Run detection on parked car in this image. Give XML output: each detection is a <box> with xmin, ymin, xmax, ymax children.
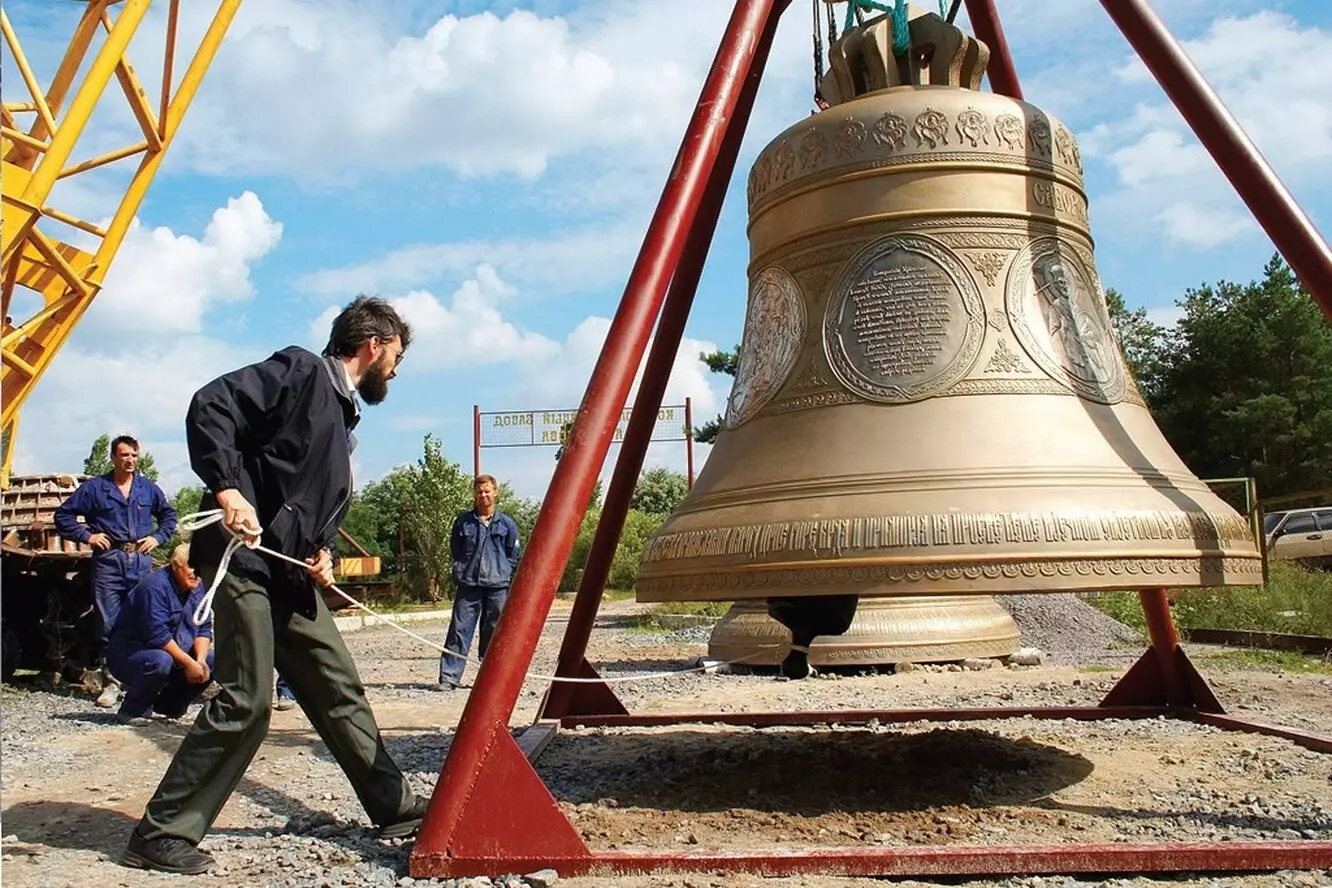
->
<box><xmin>1263</xmin><ymin>507</ymin><xmax>1332</xmax><ymax>570</ymax></box>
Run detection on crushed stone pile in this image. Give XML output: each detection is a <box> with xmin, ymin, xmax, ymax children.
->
<box><xmin>1000</xmin><ymin>593</ymin><xmax>1143</xmax><ymax>664</ymax></box>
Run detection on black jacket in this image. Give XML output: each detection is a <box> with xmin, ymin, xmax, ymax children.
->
<box><xmin>186</xmin><ymin>346</ymin><xmax>359</xmax><ymax>617</ymax></box>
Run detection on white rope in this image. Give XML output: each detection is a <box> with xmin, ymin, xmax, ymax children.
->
<box><xmin>179</xmin><ymin>510</ymin><xmax>790</xmax><ymax>685</ymax></box>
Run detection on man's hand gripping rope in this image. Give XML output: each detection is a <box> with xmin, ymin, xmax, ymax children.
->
<box><xmin>178</xmin><ymin>509</ymin><xmax>788</xmax><ymax>685</ymax></box>
<box><xmin>179</xmin><ymin>506</ymin><xmax>447</xmax><ymax>654</ymax></box>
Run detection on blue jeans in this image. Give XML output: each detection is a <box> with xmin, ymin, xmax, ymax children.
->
<box><xmin>108</xmin><ymin>646</ymin><xmax>216</xmax><ymax>718</ymax></box>
<box><xmin>438</xmin><ymin>584</ymin><xmax>508</xmax><ymax>685</ymax></box>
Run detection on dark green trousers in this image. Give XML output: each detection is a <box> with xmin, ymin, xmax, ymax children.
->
<box><xmin>137</xmin><ymin>568</ymin><xmax>415</xmax><ymax>843</ymax></box>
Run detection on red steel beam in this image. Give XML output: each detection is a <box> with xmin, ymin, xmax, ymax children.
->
<box><xmin>416</xmin><ymin>0</ymin><xmax>788</xmax><ymax>855</ymax></box>
<box><xmin>1186</xmin><ymin>712</ymin><xmax>1332</xmax><ymax>754</ymax></box>
<box><xmin>1137</xmin><ymin>587</ymin><xmax>1185</xmax><ymax>704</ymax></box>
<box><xmin>439</xmin><ymin>842</ymin><xmax>1332</xmax><ymax>879</ymax></box>
<box><xmin>539</xmin><ymin>21</ymin><xmax>778</xmax><ymax>719</ymax></box>
<box><xmin>1099</xmin><ymin>0</ymin><xmax>1332</xmax><ymax>320</ymax></box>
<box><xmin>560</xmin><ymin>705</ymin><xmax>1171</xmax><ymax>729</ymax></box>
<box><xmin>962</xmin><ymin>0</ymin><xmax>1023</xmax><ymax>99</ymax></box>
<box><xmin>561</xmin><ymin>705</ymin><xmax>1332</xmax><ymax>752</ymax></box>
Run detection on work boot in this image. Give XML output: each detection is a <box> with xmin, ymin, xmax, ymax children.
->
<box><xmin>378</xmin><ymin>795</ymin><xmax>431</xmax><ymax>840</ymax></box>
<box><xmin>95</xmin><ymin>676</ymin><xmax>122</xmax><ymax>709</ymax></box>
<box><xmin>121</xmin><ymin>830</ymin><xmax>215</xmax><ymax>875</ymax></box>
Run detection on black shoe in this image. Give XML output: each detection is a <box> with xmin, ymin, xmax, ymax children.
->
<box><xmin>115</xmin><ymin>711</ymin><xmax>153</xmax><ymax>727</ymax></box>
<box><xmin>378</xmin><ymin>795</ymin><xmax>431</xmax><ymax>839</ymax></box>
<box><xmin>121</xmin><ymin>831</ymin><xmax>215</xmax><ymax>875</ymax></box>
<box><xmin>780</xmin><ymin>648</ymin><xmax>814</xmax><ymax>681</ymax></box>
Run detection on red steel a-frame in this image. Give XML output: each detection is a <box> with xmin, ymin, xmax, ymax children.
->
<box><xmin>411</xmin><ymin>0</ymin><xmax>1332</xmax><ymax>879</ymax></box>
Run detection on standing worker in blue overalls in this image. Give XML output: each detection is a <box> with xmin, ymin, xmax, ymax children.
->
<box><xmin>437</xmin><ymin>473</ymin><xmax>521</xmax><ymax>690</ymax></box>
<box><xmin>55</xmin><ymin>435</ymin><xmax>178</xmax><ymax>708</ymax></box>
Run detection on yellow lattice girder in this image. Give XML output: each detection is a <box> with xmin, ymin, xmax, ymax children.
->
<box><xmin>1</xmin><ymin>0</ymin><xmax>242</xmax><ymax>485</ymax></box>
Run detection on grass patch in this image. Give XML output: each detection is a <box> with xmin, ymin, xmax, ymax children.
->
<box><xmin>1193</xmin><ymin>648</ymin><xmax>1332</xmax><ymax>675</ymax></box>
<box><xmin>631</xmin><ymin>599</ymin><xmax>734</xmax><ymax>631</ymax></box>
<box><xmin>646</xmin><ymin>600</ymin><xmax>733</xmax><ymax>618</ymax></box>
<box><xmin>1085</xmin><ymin>560</ymin><xmax>1332</xmax><ymax>638</ymax></box>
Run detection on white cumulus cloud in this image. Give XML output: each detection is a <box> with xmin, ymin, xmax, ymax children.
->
<box><xmin>306</xmin><ymin>265</ymin><xmax>560</xmax><ymax>368</ymax></box>
<box><xmin>156</xmin><ymin>1</ymin><xmax>720</xmax><ymax>182</ymax></box>
<box><xmin>11</xmin><ymin>335</ymin><xmax>263</xmax><ymax>492</ymax></box>
<box><xmin>1082</xmin><ymin>11</ymin><xmax>1332</xmax><ymax>250</ymax></box>
<box><xmin>87</xmin><ymin>191</ymin><xmax>282</xmax><ymax>334</ymax></box>
<box><xmin>295</xmin><ymin>224</ymin><xmax>645</xmax><ymax>301</ymax></box>
<box><xmin>10</xmin><ymin>194</ymin><xmax>282</xmax><ymax>491</ymax></box>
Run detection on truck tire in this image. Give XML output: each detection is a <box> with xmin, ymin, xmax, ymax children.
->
<box><xmin>2</xmin><ymin>619</ymin><xmax>21</xmax><ymax>682</ymax></box>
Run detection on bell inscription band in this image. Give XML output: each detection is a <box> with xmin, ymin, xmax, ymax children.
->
<box><xmin>635</xmin><ymin>6</ymin><xmax>1262</xmax><ymax>676</ymax></box>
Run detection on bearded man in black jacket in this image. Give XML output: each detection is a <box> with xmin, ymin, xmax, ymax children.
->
<box><xmin>121</xmin><ymin>296</ymin><xmax>429</xmax><ymax>876</ymax></box>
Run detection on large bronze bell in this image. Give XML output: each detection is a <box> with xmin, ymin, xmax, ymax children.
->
<box><xmin>635</xmin><ymin>6</ymin><xmax>1263</xmax><ymax>677</ymax></box>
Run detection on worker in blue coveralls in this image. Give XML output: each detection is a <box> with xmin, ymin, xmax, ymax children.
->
<box><xmin>105</xmin><ymin>543</ymin><xmax>213</xmax><ymax>726</ymax></box>
<box><xmin>436</xmin><ymin>473</ymin><xmax>521</xmax><ymax>690</ymax></box>
<box><xmin>54</xmin><ymin>435</ymin><xmax>177</xmax><ymax>709</ymax></box>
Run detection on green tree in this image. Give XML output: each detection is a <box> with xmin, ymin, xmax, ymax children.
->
<box><xmin>607</xmin><ymin>508</ymin><xmax>667</xmax><ymax>590</ymax></box>
<box><xmin>542</xmin><ymin>426</ymin><xmax>605</xmax><ymax>594</ymax></box>
<box><xmin>334</xmin><ymin>468</ymin><xmax>415</xmax><ymax>575</ymax></box>
<box><xmin>559</xmin><ymin>503</ymin><xmax>602</xmax><ymax>595</ymax></box>
<box><xmin>154</xmin><ymin>485</ymin><xmax>204</xmax><ymax>565</ymax></box>
<box><xmin>399</xmin><ymin>434</ymin><xmax>474</xmax><ymax>601</ymax></box>
<box><xmin>693</xmin><ymin>344</ymin><xmax>740</xmax><ymax>445</ymax></box>
<box><xmin>1104</xmin><ymin>287</ymin><xmax>1168</xmax><ymax>402</ymax></box>
<box><xmin>496</xmin><ymin>489</ymin><xmax>542</xmax><ymax>551</ymax></box>
<box><xmin>84</xmin><ymin>432</ymin><xmax>159</xmax><ymax>480</ymax></box>
<box><xmin>630</xmin><ymin>466</ymin><xmax>689</xmax><ymax>515</ymax></box>
<box><xmin>1149</xmin><ymin>255</ymin><xmax>1332</xmax><ymax>498</ymax></box>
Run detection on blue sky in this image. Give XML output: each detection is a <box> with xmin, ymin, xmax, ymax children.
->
<box><xmin>6</xmin><ymin>0</ymin><xmax>1332</xmax><ymax>499</ymax></box>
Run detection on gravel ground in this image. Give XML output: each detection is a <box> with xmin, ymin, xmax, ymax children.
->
<box><xmin>2</xmin><ymin>597</ymin><xmax>1330</xmax><ymax>888</ymax></box>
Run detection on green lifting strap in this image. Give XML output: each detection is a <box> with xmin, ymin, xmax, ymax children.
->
<box><xmin>842</xmin><ymin>0</ymin><xmax>913</xmax><ymax>57</ymax></box>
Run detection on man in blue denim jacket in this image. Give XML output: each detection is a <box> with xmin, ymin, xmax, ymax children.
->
<box><xmin>54</xmin><ymin>435</ymin><xmax>177</xmax><ymax>708</ymax></box>
<box><xmin>437</xmin><ymin>474</ymin><xmax>521</xmax><ymax>689</ymax></box>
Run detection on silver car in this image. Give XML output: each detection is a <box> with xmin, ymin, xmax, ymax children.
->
<box><xmin>1263</xmin><ymin>507</ymin><xmax>1332</xmax><ymax>569</ymax></box>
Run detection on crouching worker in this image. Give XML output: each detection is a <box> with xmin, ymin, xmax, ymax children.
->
<box><xmin>107</xmin><ymin>543</ymin><xmax>213</xmax><ymax>727</ymax></box>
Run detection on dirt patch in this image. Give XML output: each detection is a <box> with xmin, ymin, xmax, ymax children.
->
<box><xmin>3</xmin><ymin>599</ymin><xmax>1331</xmax><ymax>888</ymax></box>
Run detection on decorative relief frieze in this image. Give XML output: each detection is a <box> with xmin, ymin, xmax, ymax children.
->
<box><xmin>641</xmin><ymin>509</ymin><xmax>1257</xmax><ymax>564</ymax></box>
<box><xmin>637</xmin><ymin>555</ymin><xmax>1263</xmax><ymax>597</ymax></box>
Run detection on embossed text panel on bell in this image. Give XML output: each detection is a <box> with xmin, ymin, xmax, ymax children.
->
<box><xmin>477</xmin><ymin>405</ymin><xmax>689</xmax><ymax>448</ymax></box>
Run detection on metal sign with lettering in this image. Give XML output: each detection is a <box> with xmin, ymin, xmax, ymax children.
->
<box><xmin>478</xmin><ymin>405</ymin><xmax>689</xmax><ymax>448</ymax></box>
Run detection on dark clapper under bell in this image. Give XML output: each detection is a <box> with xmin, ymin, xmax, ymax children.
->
<box><xmin>767</xmin><ymin>595</ymin><xmax>859</xmax><ymax>679</ymax></box>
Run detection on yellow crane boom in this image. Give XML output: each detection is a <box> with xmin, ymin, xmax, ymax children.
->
<box><xmin>1</xmin><ymin>0</ymin><xmax>241</xmax><ymax>484</ymax></box>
